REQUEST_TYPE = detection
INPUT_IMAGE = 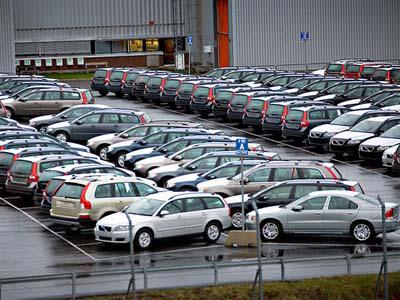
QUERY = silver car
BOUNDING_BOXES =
[95,191,231,250]
[246,190,400,242]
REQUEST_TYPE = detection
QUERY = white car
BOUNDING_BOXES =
[382,145,398,168]
[359,125,400,161]
[95,191,231,250]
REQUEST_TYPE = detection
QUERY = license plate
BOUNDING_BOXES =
[286,123,299,129]
[56,201,75,209]
[12,177,27,183]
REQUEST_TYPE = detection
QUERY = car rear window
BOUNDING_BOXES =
[94,70,107,79]
[148,77,162,86]
[203,197,225,209]
[136,75,149,83]
[179,83,194,93]
[63,92,81,100]
[267,104,284,116]
[246,99,264,110]
[164,79,180,89]
[55,183,85,199]
[215,91,234,101]
[372,70,388,80]
[231,95,248,106]
[39,170,64,183]
[126,72,139,82]
[85,91,94,103]
[0,152,14,166]
[110,71,124,81]
[346,65,361,73]
[361,67,376,77]
[193,87,210,97]
[286,110,304,121]
[326,63,342,72]
[45,178,64,195]
[10,160,33,174]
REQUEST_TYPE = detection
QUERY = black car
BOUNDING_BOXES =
[313,80,378,101]
[106,127,222,167]
[121,70,146,97]
[90,68,113,96]
[174,79,216,112]
[227,179,364,229]
[131,72,168,100]
[282,105,348,141]
[143,74,180,104]
[159,76,194,108]
[125,135,237,174]
[295,78,355,97]
[212,86,256,119]
[107,68,130,98]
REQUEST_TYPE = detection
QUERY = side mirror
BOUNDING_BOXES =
[207,174,216,180]
[159,210,170,217]
[160,148,168,154]
[241,177,250,184]
[120,133,129,139]
[74,120,83,125]
[292,205,303,212]
[187,164,197,170]
[138,140,146,145]
[342,93,348,98]
[173,155,182,161]
[18,98,27,102]
[60,115,68,119]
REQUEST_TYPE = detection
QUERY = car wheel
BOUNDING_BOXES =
[55,131,69,142]
[231,210,244,229]
[5,107,14,119]
[352,222,374,242]
[99,91,108,97]
[135,228,153,250]
[97,145,110,160]
[116,152,127,167]
[260,220,282,242]
[204,222,221,243]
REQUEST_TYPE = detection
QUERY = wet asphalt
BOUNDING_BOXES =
[2,80,400,282]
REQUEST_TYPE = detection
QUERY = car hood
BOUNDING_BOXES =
[150,163,181,174]
[224,194,250,204]
[67,142,89,152]
[315,94,336,101]
[47,121,70,129]
[97,212,153,227]
[360,137,400,147]
[333,131,375,140]
[257,205,286,215]
[298,91,319,97]
[269,86,283,91]
[168,173,201,185]
[18,124,37,132]
[382,105,400,112]
[383,145,398,156]
[29,115,54,123]
[125,147,156,160]
[197,178,230,192]
[243,82,262,88]
[281,88,298,94]
[136,155,168,166]
[350,103,371,110]
[88,133,117,143]
[340,99,362,107]
[111,140,135,148]
[0,97,14,104]
[310,124,349,134]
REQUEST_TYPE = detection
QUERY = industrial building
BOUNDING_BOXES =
[0,0,399,73]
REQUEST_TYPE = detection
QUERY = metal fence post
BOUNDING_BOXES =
[71,272,76,300]
[143,267,148,290]
[280,259,285,281]
[214,262,218,286]
[346,254,352,275]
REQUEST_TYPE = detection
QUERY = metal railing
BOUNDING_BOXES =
[1,251,400,300]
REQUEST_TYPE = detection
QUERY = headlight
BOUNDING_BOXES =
[147,171,156,178]
[166,181,175,188]
[46,127,54,133]
[377,146,390,151]
[323,132,335,138]
[113,225,131,232]
[347,139,361,145]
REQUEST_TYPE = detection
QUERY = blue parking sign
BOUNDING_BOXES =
[300,31,310,41]
[236,138,248,155]
[187,36,193,46]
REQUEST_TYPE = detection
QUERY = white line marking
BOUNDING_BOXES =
[76,242,102,247]
[2,196,21,200]
[0,197,97,261]
[20,206,41,210]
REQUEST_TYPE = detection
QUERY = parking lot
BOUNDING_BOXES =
[2,82,400,279]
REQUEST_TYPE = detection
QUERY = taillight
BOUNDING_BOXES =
[160,79,166,92]
[191,84,198,97]
[221,198,231,216]
[27,162,39,183]
[80,183,91,210]
[81,92,88,104]
[385,208,394,219]
[261,110,266,119]
[0,146,5,150]
[104,70,111,84]
[300,112,310,127]
[121,72,127,86]
[281,106,288,123]
[207,89,213,102]
[144,84,148,90]
[139,114,147,123]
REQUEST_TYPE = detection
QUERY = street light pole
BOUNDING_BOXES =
[125,211,136,300]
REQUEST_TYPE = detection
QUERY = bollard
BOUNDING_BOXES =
[143,267,148,290]
[280,259,285,281]
[214,262,218,286]
[346,254,352,275]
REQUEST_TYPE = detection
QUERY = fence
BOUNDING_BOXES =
[1,251,400,300]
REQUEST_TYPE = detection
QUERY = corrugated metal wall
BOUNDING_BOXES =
[14,0,178,42]
[0,0,15,73]
[229,0,400,68]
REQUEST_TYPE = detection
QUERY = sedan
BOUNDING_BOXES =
[246,191,400,242]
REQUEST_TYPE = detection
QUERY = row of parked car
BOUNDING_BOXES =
[0,66,398,250]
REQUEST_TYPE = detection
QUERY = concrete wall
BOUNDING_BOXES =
[0,0,15,73]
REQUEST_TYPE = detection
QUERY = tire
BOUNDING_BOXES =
[97,144,110,160]
[115,92,124,99]
[168,102,176,109]
[351,221,374,242]
[231,209,244,229]
[116,151,128,168]
[184,106,193,114]
[159,177,173,188]
[5,107,14,119]
[199,111,209,118]
[203,222,221,243]
[260,220,282,242]
[55,131,69,142]
[99,91,108,97]
[135,228,153,251]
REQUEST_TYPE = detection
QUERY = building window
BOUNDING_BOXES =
[146,39,159,52]
[111,40,128,53]
[129,40,144,52]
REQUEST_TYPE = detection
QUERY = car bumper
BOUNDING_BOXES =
[227,111,244,121]
[122,86,133,95]
[160,94,176,104]
[212,106,229,117]
[132,90,145,98]
[190,102,212,112]
[243,117,262,126]
[308,136,331,146]
[50,214,95,227]
[282,128,308,138]
[262,122,283,133]
[5,182,35,196]
[358,150,383,161]
[329,143,359,155]
[91,83,107,93]
[175,97,191,108]
[144,91,161,102]
[95,229,130,244]
[107,85,122,93]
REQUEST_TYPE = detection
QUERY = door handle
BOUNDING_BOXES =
[202,212,208,216]
[177,215,183,218]
[314,212,322,215]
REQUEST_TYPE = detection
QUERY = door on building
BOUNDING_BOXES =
[217,0,230,67]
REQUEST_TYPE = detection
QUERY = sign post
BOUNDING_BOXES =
[236,138,248,231]
[300,31,310,72]
[187,35,193,75]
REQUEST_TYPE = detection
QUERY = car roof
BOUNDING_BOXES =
[52,173,119,182]
[63,176,142,185]
[167,135,231,142]
[16,154,85,163]
[308,190,360,197]
[364,116,400,122]
[278,179,358,186]
[67,104,109,109]
[0,138,59,146]
[46,163,109,172]
[0,146,68,154]
[86,108,141,114]
[290,105,340,111]
[198,150,275,157]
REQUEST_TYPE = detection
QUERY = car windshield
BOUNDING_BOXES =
[325,84,348,94]
[372,70,387,80]
[225,71,243,80]
[94,70,107,79]
[241,73,261,82]
[126,72,139,82]
[346,65,361,73]
[178,83,194,93]
[381,126,400,138]
[0,152,14,166]
[350,120,382,133]
[365,91,395,103]
[206,69,224,78]
[148,77,162,86]
[125,198,164,216]
[143,132,166,143]
[286,78,310,89]
[268,77,289,86]
[326,63,342,72]
[266,104,284,116]
[331,113,360,126]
